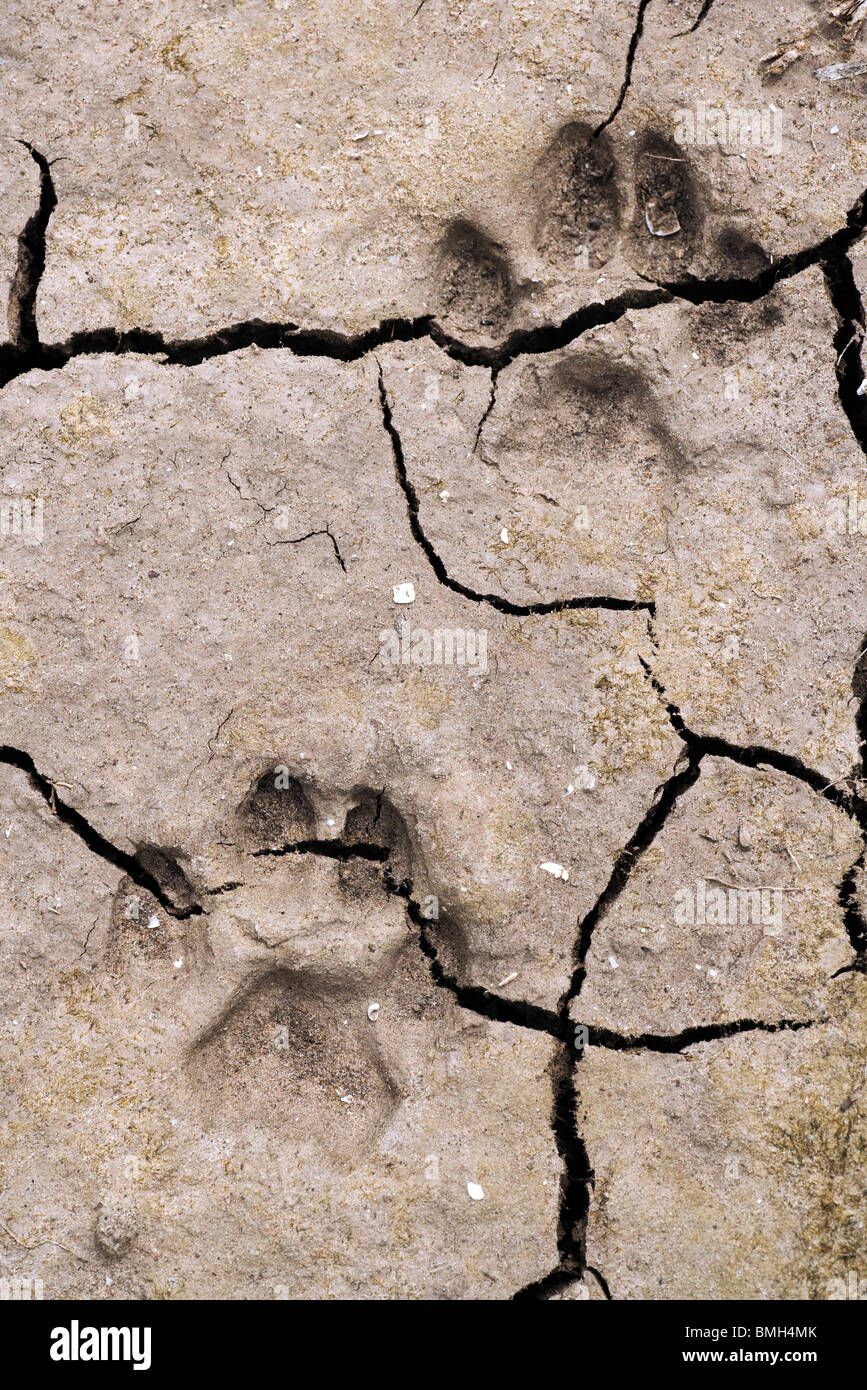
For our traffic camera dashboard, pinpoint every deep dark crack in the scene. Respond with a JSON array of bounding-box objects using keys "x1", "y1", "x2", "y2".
[
  {"x1": 824, "y1": 252, "x2": 867, "y2": 459},
  {"x1": 677, "y1": 0, "x2": 716, "y2": 38},
  {"x1": 7, "y1": 143, "x2": 56, "y2": 351},
  {"x1": 0, "y1": 745, "x2": 202, "y2": 919},
  {"x1": 3, "y1": 145, "x2": 867, "y2": 394}
]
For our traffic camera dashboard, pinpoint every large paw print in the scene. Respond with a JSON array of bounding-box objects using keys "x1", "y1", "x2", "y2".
[{"x1": 105, "y1": 768, "x2": 460, "y2": 1161}]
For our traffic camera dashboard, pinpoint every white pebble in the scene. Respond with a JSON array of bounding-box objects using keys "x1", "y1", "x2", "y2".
[
  {"x1": 540, "y1": 862, "x2": 569, "y2": 881},
  {"x1": 146, "y1": 915, "x2": 159, "y2": 931},
  {"x1": 393, "y1": 583, "x2": 415, "y2": 603},
  {"x1": 500, "y1": 528, "x2": 509, "y2": 543},
  {"x1": 608, "y1": 956, "x2": 619, "y2": 969},
  {"x1": 467, "y1": 1182, "x2": 485, "y2": 1201}
]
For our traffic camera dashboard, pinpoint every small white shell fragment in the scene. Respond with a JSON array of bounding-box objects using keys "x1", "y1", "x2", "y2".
[
  {"x1": 341, "y1": 1095, "x2": 353, "y2": 1104},
  {"x1": 367, "y1": 1002, "x2": 380, "y2": 1021},
  {"x1": 608, "y1": 956, "x2": 619, "y2": 969},
  {"x1": 393, "y1": 582, "x2": 415, "y2": 603},
  {"x1": 497, "y1": 971, "x2": 518, "y2": 988},
  {"x1": 645, "y1": 197, "x2": 681, "y2": 237},
  {"x1": 540, "y1": 861, "x2": 569, "y2": 881},
  {"x1": 467, "y1": 1182, "x2": 485, "y2": 1201},
  {"x1": 566, "y1": 784, "x2": 575, "y2": 795},
  {"x1": 146, "y1": 914, "x2": 160, "y2": 931},
  {"x1": 858, "y1": 379, "x2": 867, "y2": 396},
  {"x1": 173, "y1": 957, "x2": 183, "y2": 969},
  {"x1": 500, "y1": 528, "x2": 509, "y2": 543},
  {"x1": 574, "y1": 764, "x2": 596, "y2": 790},
  {"x1": 439, "y1": 489, "x2": 450, "y2": 500}
]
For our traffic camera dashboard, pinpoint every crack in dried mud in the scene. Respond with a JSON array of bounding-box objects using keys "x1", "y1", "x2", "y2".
[
  {"x1": 376, "y1": 363, "x2": 650, "y2": 614},
  {"x1": 6, "y1": 137, "x2": 867, "y2": 1300},
  {"x1": 0, "y1": 745, "x2": 202, "y2": 920},
  {"x1": 593, "y1": 0, "x2": 655, "y2": 137},
  {"x1": 678, "y1": 0, "x2": 717, "y2": 38},
  {"x1": 3, "y1": 146, "x2": 867, "y2": 389}
]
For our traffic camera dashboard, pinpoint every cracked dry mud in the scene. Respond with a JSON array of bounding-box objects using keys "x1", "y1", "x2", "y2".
[{"x1": 1, "y1": 0, "x2": 867, "y2": 1304}]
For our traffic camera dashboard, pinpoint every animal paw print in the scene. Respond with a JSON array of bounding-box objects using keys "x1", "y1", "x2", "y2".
[
  {"x1": 106, "y1": 768, "x2": 455, "y2": 1160},
  {"x1": 533, "y1": 120, "x2": 622, "y2": 271},
  {"x1": 432, "y1": 119, "x2": 768, "y2": 339}
]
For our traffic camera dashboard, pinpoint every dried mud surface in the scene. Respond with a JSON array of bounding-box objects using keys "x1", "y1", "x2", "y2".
[{"x1": 1, "y1": 0, "x2": 867, "y2": 1301}]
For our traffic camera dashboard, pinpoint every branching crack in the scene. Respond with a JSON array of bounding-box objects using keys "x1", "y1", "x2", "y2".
[
  {"x1": 376, "y1": 363, "x2": 651, "y2": 615},
  {"x1": 269, "y1": 526, "x2": 346, "y2": 572},
  {"x1": 639, "y1": 653, "x2": 867, "y2": 971},
  {"x1": 3, "y1": 146, "x2": 867, "y2": 393},
  {"x1": 6, "y1": 135, "x2": 867, "y2": 1304}
]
